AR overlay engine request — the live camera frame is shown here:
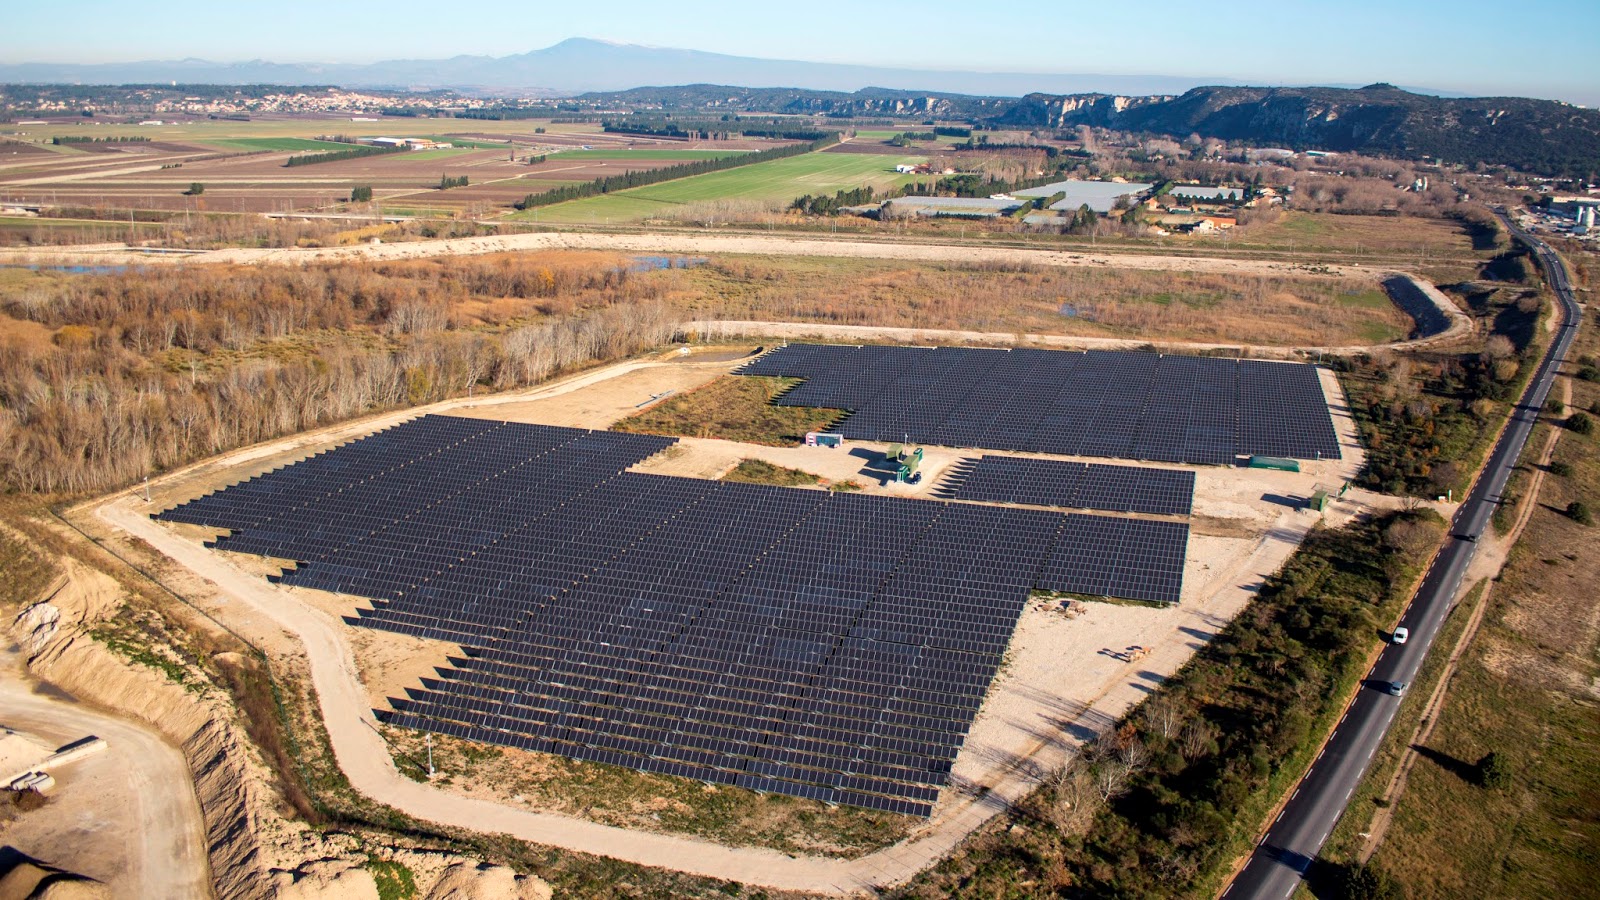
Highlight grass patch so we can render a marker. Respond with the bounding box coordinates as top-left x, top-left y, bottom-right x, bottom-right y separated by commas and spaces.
720, 458, 821, 486
366, 859, 418, 900
614, 375, 845, 445
89, 618, 208, 695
